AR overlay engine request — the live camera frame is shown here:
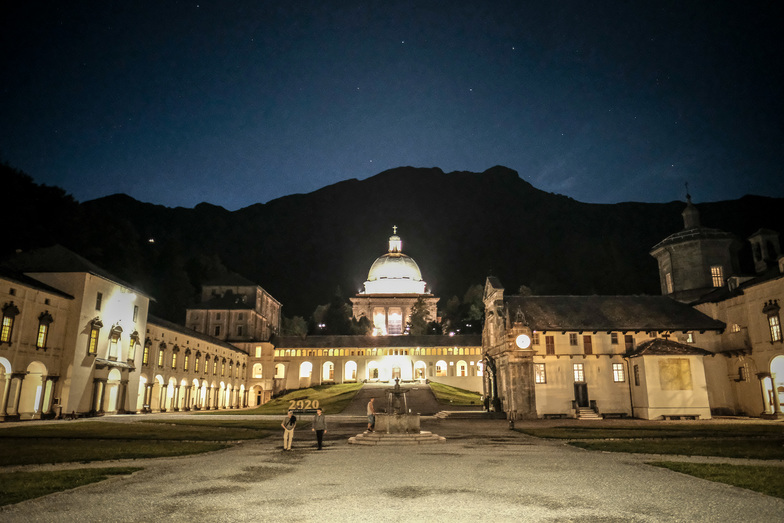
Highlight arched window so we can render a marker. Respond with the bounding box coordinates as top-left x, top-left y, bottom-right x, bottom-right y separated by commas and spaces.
158, 343, 166, 366
274, 363, 286, 379
212, 357, 218, 375
171, 346, 179, 369
183, 349, 191, 371
435, 360, 447, 377
194, 352, 201, 373
253, 363, 262, 378
128, 331, 140, 362
299, 361, 313, 378
457, 360, 468, 377
36, 311, 54, 350
323, 361, 334, 381
764, 300, 782, 343
345, 361, 357, 381
0, 302, 20, 344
